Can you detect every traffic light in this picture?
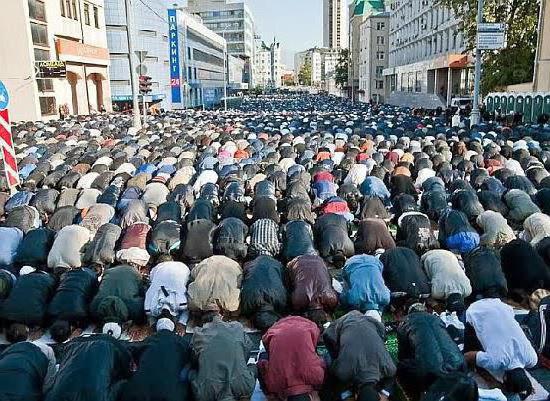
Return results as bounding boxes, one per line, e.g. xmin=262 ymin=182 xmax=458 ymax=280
xmin=139 ymin=75 xmax=152 ymax=94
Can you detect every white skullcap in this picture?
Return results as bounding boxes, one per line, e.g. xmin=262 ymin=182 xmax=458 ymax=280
xmin=156 ymin=318 xmax=175 ymax=332
xmin=103 ymin=322 xmax=122 ymax=339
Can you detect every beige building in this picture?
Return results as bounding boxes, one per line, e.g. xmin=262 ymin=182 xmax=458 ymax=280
xmin=0 ymin=0 xmax=111 ymax=121
xmin=349 ymin=0 xmax=385 ymax=102
xmin=295 ymin=47 xmax=340 ymax=87
xmin=533 ymin=0 xmax=550 ymax=92
xmin=359 ymin=10 xmax=389 ymax=103
xmin=323 ymin=0 xmax=349 ymax=49
xmin=382 ymin=0 xmax=472 ymax=109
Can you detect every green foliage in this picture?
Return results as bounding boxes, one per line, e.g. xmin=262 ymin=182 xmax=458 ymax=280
xmin=335 ymin=48 xmax=349 ymax=89
xmin=298 ymin=59 xmax=313 ymax=86
xmin=441 ymin=0 xmax=539 ymax=93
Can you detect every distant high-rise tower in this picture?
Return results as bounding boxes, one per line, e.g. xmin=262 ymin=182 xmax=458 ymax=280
xmin=323 ymin=0 xmax=349 ymax=49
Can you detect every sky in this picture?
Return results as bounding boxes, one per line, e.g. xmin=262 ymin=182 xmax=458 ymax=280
xmin=245 ymin=0 xmax=324 ymax=69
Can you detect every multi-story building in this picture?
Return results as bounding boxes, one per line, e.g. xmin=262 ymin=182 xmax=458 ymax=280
xmin=323 ymin=0 xmax=349 ymax=49
xmin=171 ymin=9 xmax=227 ymax=109
xmin=382 ymin=0 xmax=472 ymax=108
xmin=105 ymin=0 xmax=169 ymax=110
xmin=349 ymin=0 xmax=385 ymax=102
xmin=187 ymin=0 xmax=255 ymax=86
xmin=254 ymin=37 xmax=282 ymax=89
xmin=227 ymin=55 xmax=247 ymax=93
xmin=295 ymin=47 xmax=340 ymax=87
xmin=0 ymin=0 xmax=112 ymax=121
xmin=533 ymin=0 xmax=550 ymax=92
xmin=359 ymin=10 xmax=390 ymax=103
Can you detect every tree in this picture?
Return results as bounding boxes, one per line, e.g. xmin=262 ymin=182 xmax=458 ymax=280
xmin=335 ymin=49 xmax=349 ymax=89
xmin=441 ymin=0 xmax=539 ymax=94
xmin=298 ymin=59 xmax=312 ymax=86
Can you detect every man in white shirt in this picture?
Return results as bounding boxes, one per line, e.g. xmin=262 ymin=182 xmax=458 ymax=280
xmin=465 ymin=298 xmax=537 ymax=400
xmin=144 ymin=261 xmax=191 ymax=335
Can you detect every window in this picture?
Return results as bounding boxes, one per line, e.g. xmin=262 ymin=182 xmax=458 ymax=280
xmin=37 ymin=79 xmax=54 ymax=92
xmin=28 ymin=0 xmax=46 ymax=22
xmin=139 ymin=29 xmax=157 ymax=37
xmin=60 ymin=0 xmax=65 ymax=16
xmin=65 ymin=0 xmax=71 ymax=18
xmin=376 ymin=22 xmax=385 ymax=30
xmin=84 ymin=3 xmax=90 ymax=25
xmin=375 ymin=80 xmax=384 ymax=89
xmin=111 ymin=80 xmax=130 ymax=86
xmin=39 ymin=97 xmax=56 ymax=116
xmin=31 ymin=22 xmax=48 ymax=46
xmin=187 ymin=66 xmax=192 ymax=80
xmin=145 ymin=56 xmax=158 ymax=62
xmin=187 ymin=47 xmax=192 ymax=60
xmin=72 ymin=0 xmax=78 ymax=20
xmin=34 ymin=48 xmax=50 ymax=61
xmin=376 ymin=51 xmax=385 ymax=60
xmin=93 ymin=6 xmax=99 ymax=28
xmin=375 ymin=66 xmax=384 ymax=78
xmin=376 ymin=36 xmax=385 ymax=45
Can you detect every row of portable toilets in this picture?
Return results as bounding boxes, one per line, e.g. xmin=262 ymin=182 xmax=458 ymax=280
xmin=485 ymin=92 xmax=550 ymax=123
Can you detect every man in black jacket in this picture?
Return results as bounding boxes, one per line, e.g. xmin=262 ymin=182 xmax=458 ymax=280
xmin=0 ymin=341 xmax=56 ymax=401
xmin=44 ymin=334 xmax=132 ymax=401
xmin=120 ymin=321 xmax=192 ymax=401
xmin=323 ymin=311 xmax=396 ymax=401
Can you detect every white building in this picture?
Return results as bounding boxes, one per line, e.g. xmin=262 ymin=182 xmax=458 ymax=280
xmin=0 ymin=0 xmax=112 ymax=121
xmin=359 ymin=10 xmax=390 ymax=103
xmin=254 ymin=37 xmax=282 ymax=89
xmin=323 ymin=0 xmax=349 ymax=49
xmin=174 ymin=9 xmax=227 ymax=108
xmin=295 ymin=47 xmax=340 ymax=87
xmin=383 ymin=0 xmax=473 ymax=108
xmin=105 ymin=0 xmax=170 ymax=110
xmin=187 ymin=0 xmax=256 ymax=86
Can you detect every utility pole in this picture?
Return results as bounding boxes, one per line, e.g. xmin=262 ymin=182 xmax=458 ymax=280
xmin=470 ymin=0 xmax=485 ymax=126
xmin=124 ymin=0 xmax=141 ymax=129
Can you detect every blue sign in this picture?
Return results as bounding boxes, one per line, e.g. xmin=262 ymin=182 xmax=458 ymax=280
xmin=0 ymin=80 xmax=9 ymax=111
xmin=168 ymin=9 xmax=182 ymax=104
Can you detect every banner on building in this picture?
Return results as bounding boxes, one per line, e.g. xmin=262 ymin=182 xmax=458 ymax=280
xmin=0 ymin=80 xmax=20 ymax=189
xmin=168 ymin=9 xmax=182 ymax=104
xmin=35 ymin=60 xmax=67 ymax=78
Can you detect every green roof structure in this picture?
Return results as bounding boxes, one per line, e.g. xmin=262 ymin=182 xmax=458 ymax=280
xmin=353 ymin=0 xmax=385 ymax=17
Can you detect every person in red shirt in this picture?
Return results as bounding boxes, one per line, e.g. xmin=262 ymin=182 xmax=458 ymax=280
xmin=258 ymin=316 xmax=326 ymax=400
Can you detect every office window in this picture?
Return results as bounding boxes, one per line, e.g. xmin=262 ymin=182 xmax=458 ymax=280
xmin=60 ymin=0 xmax=65 ymax=16
xmin=376 ymin=51 xmax=385 ymax=60
xmin=187 ymin=47 xmax=192 ymax=60
xmin=29 ymin=0 xmax=46 ymax=22
xmin=72 ymin=0 xmax=78 ymax=20
xmin=187 ymin=66 xmax=192 ymax=80
xmin=39 ymin=97 xmax=56 ymax=116
xmin=37 ymin=79 xmax=54 ymax=92
xmin=64 ymin=0 xmax=71 ymax=18
xmin=93 ymin=6 xmax=99 ymax=28
xmin=34 ymin=48 xmax=50 ymax=61
xmin=31 ymin=22 xmax=48 ymax=46
xmin=375 ymin=66 xmax=384 ymax=78
xmin=375 ymin=80 xmax=384 ymax=89
xmin=376 ymin=36 xmax=384 ymax=45
xmin=376 ymin=22 xmax=385 ymax=30
xmin=84 ymin=3 xmax=90 ymax=25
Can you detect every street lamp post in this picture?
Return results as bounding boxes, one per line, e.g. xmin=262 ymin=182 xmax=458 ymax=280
xmin=470 ymin=0 xmax=485 ymax=126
